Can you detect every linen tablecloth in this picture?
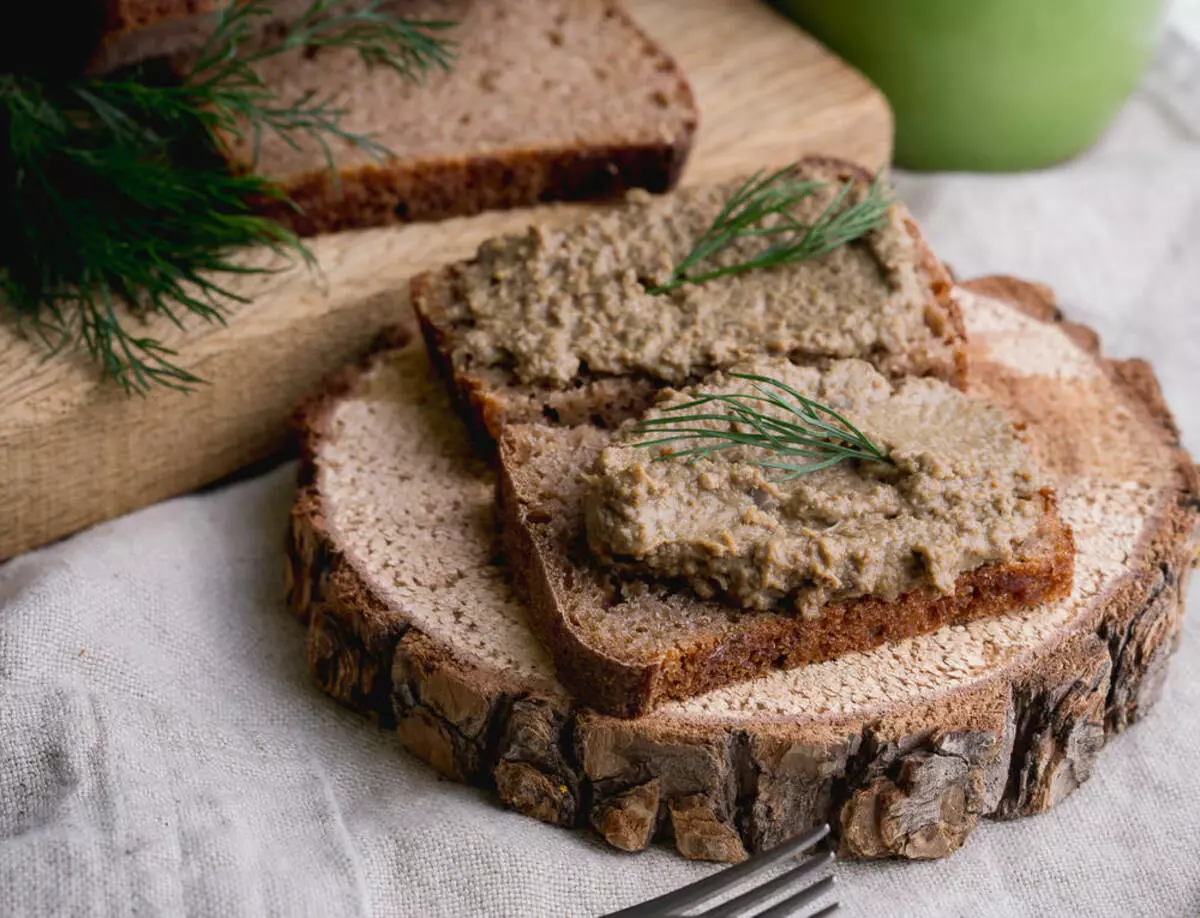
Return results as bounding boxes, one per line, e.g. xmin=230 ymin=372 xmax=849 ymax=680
xmin=3 ymin=14 xmax=1199 ymax=918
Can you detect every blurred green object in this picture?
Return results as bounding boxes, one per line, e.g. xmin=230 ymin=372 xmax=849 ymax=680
xmin=772 ymin=0 xmax=1169 ymax=171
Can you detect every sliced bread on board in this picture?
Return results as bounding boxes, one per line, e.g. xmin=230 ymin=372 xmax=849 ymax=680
xmin=285 ymin=277 xmax=1198 ymax=861
xmin=212 ymin=0 xmax=697 ymax=235
xmin=413 ymin=158 xmax=964 ymax=444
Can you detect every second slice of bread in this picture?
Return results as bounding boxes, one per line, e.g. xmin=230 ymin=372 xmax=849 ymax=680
xmin=498 ymin=422 xmax=1076 ymax=717
xmin=415 ymin=157 xmax=965 ymax=445
xmin=218 ymin=0 xmax=698 ymax=235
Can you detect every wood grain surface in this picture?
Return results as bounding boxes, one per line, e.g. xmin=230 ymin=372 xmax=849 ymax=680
xmin=0 ymin=0 xmax=892 ymax=560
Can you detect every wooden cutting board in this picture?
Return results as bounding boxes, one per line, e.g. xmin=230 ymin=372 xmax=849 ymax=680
xmin=0 ymin=0 xmax=892 ymax=561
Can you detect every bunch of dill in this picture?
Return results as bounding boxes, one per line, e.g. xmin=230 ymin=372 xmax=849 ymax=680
xmin=0 ymin=0 xmax=454 ymax=393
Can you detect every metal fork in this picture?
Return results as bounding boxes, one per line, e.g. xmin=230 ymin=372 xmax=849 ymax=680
xmin=602 ymin=823 xmax=838 ymax=918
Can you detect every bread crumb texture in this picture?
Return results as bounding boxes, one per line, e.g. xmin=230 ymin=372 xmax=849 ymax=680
xmin=319 ymin=353 xmax=559 ymax=683
xmin=238 ymin=0 xmax=696 ymax=176
xmin=441 ymin=164 xmax=957 ymax=390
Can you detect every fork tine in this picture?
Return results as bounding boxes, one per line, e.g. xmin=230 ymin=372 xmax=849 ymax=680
xmin=696 ymin=850 xmax=834 ymax=918
xmin=747 ymin=875 xmax=837 ymax=918
xmin=602 ymin=824 xmax=831 ymax=918
xmin=808 ymin=904 xmax=840 ymax=918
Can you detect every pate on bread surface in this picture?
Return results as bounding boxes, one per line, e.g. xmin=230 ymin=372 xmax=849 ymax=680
xmin=586 ymin=357 xmax=1043 ymax=616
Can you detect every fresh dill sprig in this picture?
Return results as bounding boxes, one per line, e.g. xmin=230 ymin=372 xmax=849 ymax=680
xmin=0 ymin=73 xmax=306 ymax=392
xmin=632 ymin=371 xmax=892 ymax=480
xmin=0 ymin=0 xmax=456 ymax=393
xmin=647 ymin=165 xmax=894 ymax=295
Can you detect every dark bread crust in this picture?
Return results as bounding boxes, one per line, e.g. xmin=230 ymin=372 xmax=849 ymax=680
xmin=906 ymin=213 xmax=968 ymax=387
xmin=286 ymin=277 xmax=1198 ymax=862
xmin=498 ymin=429 xmax=1076 ymax=717
xmin=258 ymin=140 xmax=697 ymax=238
xmin=412 ymin=156 xmax=968 ymax=446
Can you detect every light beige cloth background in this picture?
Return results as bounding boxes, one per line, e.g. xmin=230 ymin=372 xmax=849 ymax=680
xmin=2 ymin=14 xmax=1199 ymax=918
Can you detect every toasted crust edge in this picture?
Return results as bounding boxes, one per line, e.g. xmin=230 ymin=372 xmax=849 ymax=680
xmin=257 ymin=137 xmax=697 ymax=237
xmin=287 ymin=276 xmax=1199 ymax=863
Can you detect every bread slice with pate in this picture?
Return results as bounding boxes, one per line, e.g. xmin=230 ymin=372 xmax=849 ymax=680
xmin=496 ymin=357 xmax=1075 ymax=716
xmin=414 ymin=157 xmax=965 ymax=445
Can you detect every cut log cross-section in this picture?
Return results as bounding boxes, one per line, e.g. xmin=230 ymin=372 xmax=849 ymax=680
xmin=285 ymin=275 xmax=1199 ymax=862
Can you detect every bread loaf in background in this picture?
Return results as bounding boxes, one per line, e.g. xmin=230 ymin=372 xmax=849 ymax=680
xmin=220 ymin=0 xmax=698 ymax=234
xmin=52 ymin=0 xmax=698 ymax=233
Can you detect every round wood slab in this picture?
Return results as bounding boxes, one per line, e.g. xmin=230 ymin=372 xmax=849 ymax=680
xmin=285 ymin=276 xmax=1198 ymax=862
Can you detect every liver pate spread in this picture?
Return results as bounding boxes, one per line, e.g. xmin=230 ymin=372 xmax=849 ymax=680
xmin=584 ymin=358 xmax=1042 ymax=616
xmin=444 ymin=166 xmax=949 ymax=387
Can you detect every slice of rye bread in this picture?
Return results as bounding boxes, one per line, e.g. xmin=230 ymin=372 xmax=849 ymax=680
xmin=286 ymin=276 xmax=1198 ymax=862
xmin=498 ymin=423 xmax=1075 ymax=717
xmin=413 ymin=157 xmax=965 ymax=445
xmin=202 ymin=0 xmax=697 ymax=236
